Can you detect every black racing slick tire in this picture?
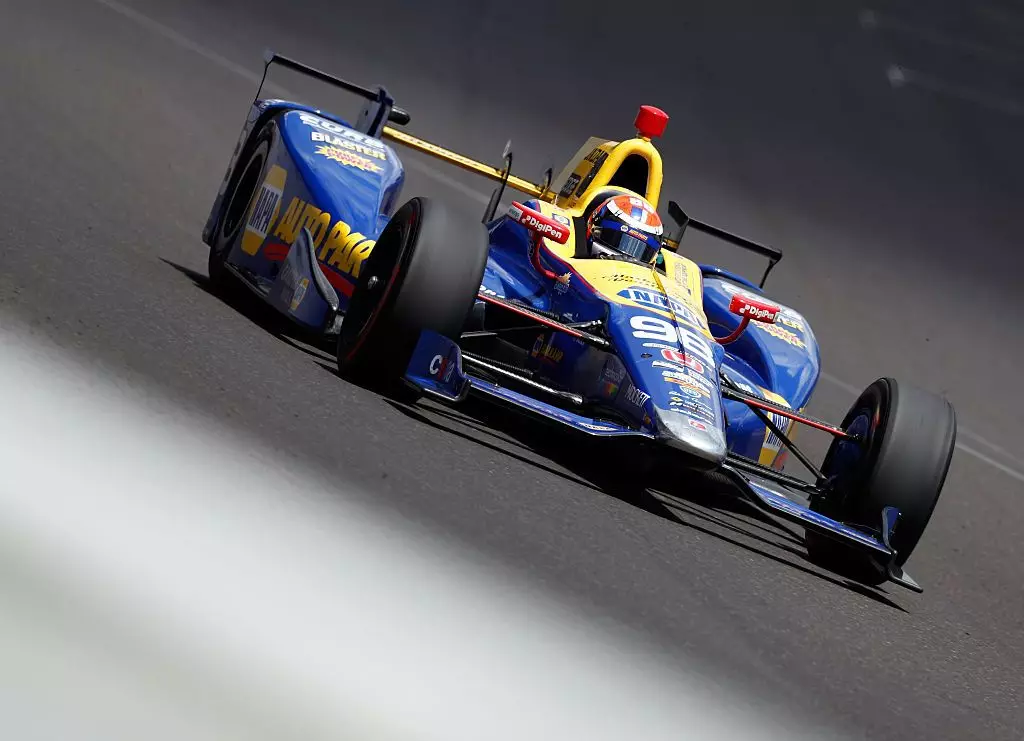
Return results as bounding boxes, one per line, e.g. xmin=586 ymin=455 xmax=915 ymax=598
xmin=208 ymin=127 xmax=274 ymax=290
xmin=336 ymin=197 xmax=488 ymax=393
xmin=806 ymin=377 xmax=957 ymax=584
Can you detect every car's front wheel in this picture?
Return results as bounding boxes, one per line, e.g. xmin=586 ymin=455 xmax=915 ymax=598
xmin=805 ymin=377 xmax=957 ymax=584
xmin=336 ymin=197 xmax=488 ymax=395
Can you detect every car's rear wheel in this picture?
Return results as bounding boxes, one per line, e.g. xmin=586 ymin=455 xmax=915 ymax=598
xmin=805 ymin=377 xmax=957 ymax=584
xmin=336 ymin=196 xmax=488 ymax=395
xmin=209 ymin=127 xmax=273 ymax=291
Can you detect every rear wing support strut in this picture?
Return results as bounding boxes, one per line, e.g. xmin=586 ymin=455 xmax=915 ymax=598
xmin=665 ymin=201 xmax=783 ymax=288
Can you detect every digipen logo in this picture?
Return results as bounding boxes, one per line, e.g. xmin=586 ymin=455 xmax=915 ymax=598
xmin=729 ymin=294 xmax=779 ymax=324
xmin=508 ymin=202 xmax=570 ymax=244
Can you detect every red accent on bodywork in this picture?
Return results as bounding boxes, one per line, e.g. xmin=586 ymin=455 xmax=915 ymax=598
xmin=263 ymin=241 xmax=354 ymax=297
xmin=739 ymin=396 xmax=854 ymax=439
xmin=728 ymin=294 xmax=780 ymax=324
xmin=508 ymin=202 xmax=570 ymax=244
xmin=714 ymin=314 xmax=751 ymax=345
xmin=263 ymin=242 xmax=291 ymax=262
xmin=320 ymin=265 xmax=355 ymax=297
xmin=476 ymin=293 xmax=590 ymax=340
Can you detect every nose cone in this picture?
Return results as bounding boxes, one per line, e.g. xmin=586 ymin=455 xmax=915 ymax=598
xmin=653 ymin=407 xmax=727 ymax=465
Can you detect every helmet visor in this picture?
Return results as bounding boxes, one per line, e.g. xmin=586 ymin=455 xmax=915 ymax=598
xmin=598 ymin=225 xmax=661 ymax=263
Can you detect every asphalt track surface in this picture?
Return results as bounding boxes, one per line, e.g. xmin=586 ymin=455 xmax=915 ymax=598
xmin=1 ymin=0 xmax=1022 ymax=737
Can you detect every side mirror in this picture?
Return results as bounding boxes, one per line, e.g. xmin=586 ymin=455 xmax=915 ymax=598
xmin=507 ymin=202 xmax=570 ymax=245
xmin=729 ymin=294 xmax=779 ymax=324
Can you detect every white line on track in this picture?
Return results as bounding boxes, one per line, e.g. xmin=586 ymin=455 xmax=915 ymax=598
xmin=92 ymin=0 xmax=1024 ymax=484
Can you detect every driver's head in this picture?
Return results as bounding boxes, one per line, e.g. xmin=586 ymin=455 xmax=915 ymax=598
xmin=585 ymin=194 xmax=664 ymax=264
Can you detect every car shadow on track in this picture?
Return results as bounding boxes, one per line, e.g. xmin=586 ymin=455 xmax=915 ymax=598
xmin=161 ymin=258 xmax=337 ymax=361
xmin=382 ymin=394 xmax=908 ymax=613
xmin=163 ymin=257 xmax=906 ymax=611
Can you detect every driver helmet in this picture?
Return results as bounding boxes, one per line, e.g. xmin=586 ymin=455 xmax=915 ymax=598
xmin=586 ymin=194 xmax=664 ymax=264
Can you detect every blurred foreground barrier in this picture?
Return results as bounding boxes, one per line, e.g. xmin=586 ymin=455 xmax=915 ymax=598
xmin=0 ymin=325 xmax=836 ymax=741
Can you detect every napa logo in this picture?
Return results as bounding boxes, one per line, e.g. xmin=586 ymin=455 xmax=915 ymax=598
xmin=617 ymin=287 xmax=707 ymax=331
xmin=618 ymin=287 xmax=687 ymax=313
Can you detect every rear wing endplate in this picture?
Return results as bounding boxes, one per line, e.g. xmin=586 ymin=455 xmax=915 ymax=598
xmin=256 ymin=51 xmax=411 ymax=138
xmin=665 ymin=200 xmax=783 ymax=288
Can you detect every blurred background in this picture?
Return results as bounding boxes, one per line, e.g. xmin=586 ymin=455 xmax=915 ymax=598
xmin=0 ymin=0 xmax=1022 ymax=738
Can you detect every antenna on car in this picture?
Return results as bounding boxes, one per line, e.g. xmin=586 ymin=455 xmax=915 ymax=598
xmin=482 ymin=141 xmax=514 ymax=223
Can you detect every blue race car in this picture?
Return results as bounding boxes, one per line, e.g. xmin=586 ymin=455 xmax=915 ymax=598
xmin=204 ymin=53 xmax=957 ymax=593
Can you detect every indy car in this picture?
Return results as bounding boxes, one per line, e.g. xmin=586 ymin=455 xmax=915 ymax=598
xmin=203 ymin=52 xmax=957 ymax=592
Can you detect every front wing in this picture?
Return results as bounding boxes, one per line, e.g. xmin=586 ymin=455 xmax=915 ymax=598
xmin=403 ymin=330 xmax=920 ymax=593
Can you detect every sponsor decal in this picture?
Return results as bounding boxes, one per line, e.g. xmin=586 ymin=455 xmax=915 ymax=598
xmin=660 ymin=348 xmax=704 ymax=375
xmin=729 ymin=294 xmax=779 ymax=323
xmin=665 ymin=376 xmax=706 ymax=398
xmin=289 ymin=277 xmax=309 ymax=312
xmin=539 ymin=345 xmax=563 ymax=364
xmin=310 ymin=131 xmax=386 ymax=160
xmin=760 ymin=413 xmax=791 ymax=456
xmin=242 ymin=165 xmax=287 ymax=255
xmin=297 ymin=113 xmax=384 ymax=149
xmin=688 ymin=371 xmax=715 ymax=391
xmin=673 ymin=262 xmax=689 ymax=286
xmin=624 ymin=383 xmax=651 ymax=408
xmin=580 ymin=422 xmax=618 ymax=432
xmin=509 ymin=202 xmax=570 ymax=244
xmin=552 ymin=213 xmax=571 ymax=226
xmin=530 ymin=336 xmax=563 ymax=364
xmin=753 ymin=322 xmax=807 ymax=348
xmin=630 ymin=316 xmax=715 ymax=366
xmin=314 ymin=144 xmax=384 ymax=173
xmin=688 ymin=419 xmax=708 ymax=432
xmin=778 ymin=314 xmax=805 ymax=332
xmin=599 ymin=361 xmax=624 ymax=398
xmin=429 ymin=354 xmax=457 ymax=382
xmin=269 ymin=197 xmax=377 ymax=280
xmin=668 ymin=393 xmax=716 ymax=424
xmin=575 ymin=151 xmax=607 ymax=195
xmin=601 ymin=360 xmax=626 ymax=381
xmin=607 ymin=273 xmax=658 ymax=287
xmin=618 ymin=288 xmax=708 ymax=330
xmin=553 ymin=272 xmax=572 ymax=293
xmin=558 ymin=173 xmax=581 ymax=199
xmin=651 ymin=360 xmax=681 ymax=372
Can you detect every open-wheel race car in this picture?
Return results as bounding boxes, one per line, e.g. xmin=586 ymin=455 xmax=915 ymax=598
xmin=203 ymin=52 xmax=957 ymax=592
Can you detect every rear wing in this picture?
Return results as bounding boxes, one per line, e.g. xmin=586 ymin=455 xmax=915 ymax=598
xmin=257 ymin=51 xmax=411 ymax=137
xmin=257 ymin=51 xmax=550 ymax=221
xmin=664 ymin=200 xmax=783 ymax=288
